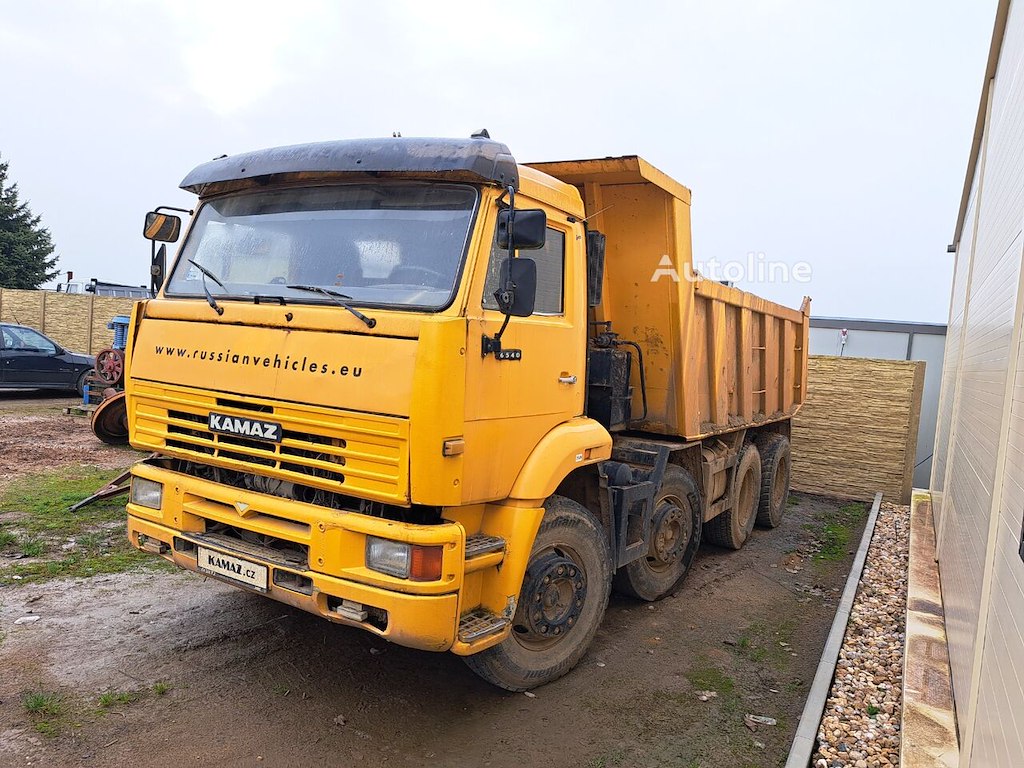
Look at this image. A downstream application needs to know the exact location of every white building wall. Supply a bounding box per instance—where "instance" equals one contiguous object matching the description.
[932,182,977,506]
[933,1,1024,764]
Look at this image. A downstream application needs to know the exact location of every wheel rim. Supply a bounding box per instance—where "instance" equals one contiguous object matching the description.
[95,349,124,385]
[647,495,690,572]
[771,453,789,512]
[736,463,757,529]
[512,548,588,651]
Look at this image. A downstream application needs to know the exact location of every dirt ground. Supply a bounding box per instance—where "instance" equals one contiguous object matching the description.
[0,392,134,492]
[0,391,866,768]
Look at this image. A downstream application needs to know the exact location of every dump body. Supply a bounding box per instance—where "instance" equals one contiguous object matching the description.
[530,156,810,439]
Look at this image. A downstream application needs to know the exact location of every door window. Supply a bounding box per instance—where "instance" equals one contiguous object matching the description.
[7,327,57,354]
[483,227,565,315]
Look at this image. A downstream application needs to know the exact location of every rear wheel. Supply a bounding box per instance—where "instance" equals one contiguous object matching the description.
[704,443,761,550]
[755,434,791,528]
[613,465,702,601]
[463,496,612,691]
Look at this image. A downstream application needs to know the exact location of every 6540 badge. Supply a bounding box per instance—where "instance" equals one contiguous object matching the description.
[208,412,282,442]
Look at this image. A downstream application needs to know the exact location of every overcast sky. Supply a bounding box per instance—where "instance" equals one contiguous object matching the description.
[0,1,997,323]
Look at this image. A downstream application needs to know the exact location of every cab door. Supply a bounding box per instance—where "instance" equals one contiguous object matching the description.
[462,198,587,502]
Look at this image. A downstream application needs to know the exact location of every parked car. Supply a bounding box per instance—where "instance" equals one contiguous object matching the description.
[0,323,94,396]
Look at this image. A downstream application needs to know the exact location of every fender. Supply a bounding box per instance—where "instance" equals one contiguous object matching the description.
[507,417,613,503]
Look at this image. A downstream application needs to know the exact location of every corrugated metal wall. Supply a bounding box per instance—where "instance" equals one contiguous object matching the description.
[932,1,1024,763]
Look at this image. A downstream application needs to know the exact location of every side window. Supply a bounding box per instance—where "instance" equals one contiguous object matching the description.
[483,226,565,315]
[10,327,56,354]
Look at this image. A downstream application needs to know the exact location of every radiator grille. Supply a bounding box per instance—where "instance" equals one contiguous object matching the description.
[131,384,408,503]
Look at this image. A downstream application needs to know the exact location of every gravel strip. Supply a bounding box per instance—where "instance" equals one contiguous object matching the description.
[815,501,910,768]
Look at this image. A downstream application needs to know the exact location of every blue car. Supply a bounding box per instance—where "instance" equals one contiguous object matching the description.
[0,323,94,396]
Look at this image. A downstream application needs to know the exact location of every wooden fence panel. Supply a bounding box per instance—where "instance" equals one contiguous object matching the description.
[792,356,925,504]
[41,293,92,354]
[0,289,136,355]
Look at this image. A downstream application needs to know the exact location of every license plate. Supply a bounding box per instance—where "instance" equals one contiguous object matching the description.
[197,546,268,592]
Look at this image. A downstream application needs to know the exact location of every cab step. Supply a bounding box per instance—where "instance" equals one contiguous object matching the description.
[458,610,510,643]
[465,533,506,559]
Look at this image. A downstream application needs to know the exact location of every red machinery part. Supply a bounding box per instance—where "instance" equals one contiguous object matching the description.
[94,348,126,386]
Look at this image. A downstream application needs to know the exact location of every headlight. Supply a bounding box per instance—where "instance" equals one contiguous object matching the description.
[365,536,442,581]
[130,477,163,510]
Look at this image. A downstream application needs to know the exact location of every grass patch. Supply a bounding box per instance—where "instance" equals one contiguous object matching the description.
[817,521,850,560]
[98,690,139,708]
[0,467,129,536]
[804,502,868,561]
[33,719,61,737]
[23,691,64,717]
[867,704,880,717]
[0,530,16,549]
[0,466,173,586]
[20,538,45,557]
[683,660,746,721]
[588,747,627,768]
[3,548,167,585]
[22,691,65,737]
[730,619,796,668]
[153,681,170,696]
[685,665,735,696]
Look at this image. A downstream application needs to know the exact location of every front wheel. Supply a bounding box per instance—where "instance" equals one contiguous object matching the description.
[613,465,702,601]
[75,369,93,398]
[463,496,612,691]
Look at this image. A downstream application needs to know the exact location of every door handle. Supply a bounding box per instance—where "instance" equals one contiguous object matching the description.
[558,374,577,385]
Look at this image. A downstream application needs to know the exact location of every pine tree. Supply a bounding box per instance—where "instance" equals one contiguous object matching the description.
[0,155,59,289]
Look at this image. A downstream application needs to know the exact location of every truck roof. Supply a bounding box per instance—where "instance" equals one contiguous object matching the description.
[179,136,520,197]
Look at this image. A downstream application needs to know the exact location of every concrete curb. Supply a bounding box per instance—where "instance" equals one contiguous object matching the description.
[900,490,959,767]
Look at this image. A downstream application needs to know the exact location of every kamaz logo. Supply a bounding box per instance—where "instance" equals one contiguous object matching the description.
[208,413,283,443]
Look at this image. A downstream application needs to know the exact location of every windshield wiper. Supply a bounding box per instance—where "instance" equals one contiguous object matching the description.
[286,284,377,328]
[187,259,225,316]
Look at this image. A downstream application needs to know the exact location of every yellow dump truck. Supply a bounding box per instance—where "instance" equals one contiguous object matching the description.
[125,134,810,690]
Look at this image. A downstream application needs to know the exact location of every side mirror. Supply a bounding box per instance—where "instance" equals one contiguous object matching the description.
[496,209,546,250]
[493,257,537,317]
[144,211,181,242]
[151,243,167,296]
[586,230,606,308]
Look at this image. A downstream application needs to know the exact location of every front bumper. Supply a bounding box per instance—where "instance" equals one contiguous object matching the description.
[126,462,464,652]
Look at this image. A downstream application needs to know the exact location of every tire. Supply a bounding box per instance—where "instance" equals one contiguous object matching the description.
[755,434,791,528]
[463,496,612,691]
[703,443,761,550]
[613,465,702,601]
[75,369,93,398]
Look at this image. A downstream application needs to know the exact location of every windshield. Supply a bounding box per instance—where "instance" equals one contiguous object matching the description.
[165,183,479,310]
